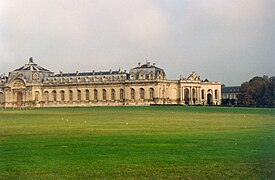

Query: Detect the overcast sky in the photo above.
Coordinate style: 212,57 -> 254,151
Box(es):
0,0 -> 274,85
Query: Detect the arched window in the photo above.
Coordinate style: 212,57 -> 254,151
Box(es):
215,90 -> 218,100
35,91 -> 39,102
102,89 -> 107,100
69,90 -> 73,101
120,89 -> 124,100
94,89 -> 98,101
149,88 -> 154,100
140,88 -> 145,100
85,89 -> 90,100
0,92 -> 4,103
111,89 -> 115,100
77,90 -> 81,101
131,88 -> 135,100
52,90 -> 57,102
201,89 -> 205,99
44,91 -> 49,102
61,90 -> 65,101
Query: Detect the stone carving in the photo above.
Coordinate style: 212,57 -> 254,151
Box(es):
32,73 -> 39,80
187,72 -> 200,81
130,71 -> 135,80
138,70 -> 146,80
149,71 -> 155,80
13,80 -> 25,87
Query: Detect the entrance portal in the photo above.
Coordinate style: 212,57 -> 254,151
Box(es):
184,89 -> 189,104
207,93 -> 212,105
17,92 -> 23,107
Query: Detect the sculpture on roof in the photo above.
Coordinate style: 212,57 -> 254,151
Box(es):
187,72 -> 200,81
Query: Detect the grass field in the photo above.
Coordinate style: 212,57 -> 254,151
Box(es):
0,106 -> 274,179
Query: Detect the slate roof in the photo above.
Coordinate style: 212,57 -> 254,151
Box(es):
132,63 -> 163,70
14,58 -> 51,72
222,86 -> 240,93
53,71 -> 127,77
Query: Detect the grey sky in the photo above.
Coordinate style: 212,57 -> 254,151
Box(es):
0,0 -> 274,85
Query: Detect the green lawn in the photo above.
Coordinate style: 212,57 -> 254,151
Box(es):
0,106 -> 274,179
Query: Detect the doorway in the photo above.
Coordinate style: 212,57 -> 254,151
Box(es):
17,92 -> 23,107
207,93 -> 212,105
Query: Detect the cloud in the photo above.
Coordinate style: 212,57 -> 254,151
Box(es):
0,0 -> 169,71
0,0 -> 274,85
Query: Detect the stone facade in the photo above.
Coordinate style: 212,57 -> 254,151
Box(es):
0,58 -> 222,108
222,86 -> 240,100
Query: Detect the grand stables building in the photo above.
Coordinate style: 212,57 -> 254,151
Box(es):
0,58 -> 222,108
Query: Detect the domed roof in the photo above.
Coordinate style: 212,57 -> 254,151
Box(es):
14,57 -> 51,72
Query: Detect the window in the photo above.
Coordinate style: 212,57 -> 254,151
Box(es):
149,88 -> 154,100
140,88 -> 145,100
201,90 -> 205,99
69,90 -> 73,101
184,88 -> 189,104
52,91 -> 57,101
0,92 -> 3,103
86,90 -> 89,100
77,90 -> 81,101
61,90 -> 65,101
120,89 -> 124,100
131,88 -> 135,100
103,89 -> 107,100
111,89 -> 115,100
44,91 -> 49,102
35,91 -> 39,102
94,89 -> 98,100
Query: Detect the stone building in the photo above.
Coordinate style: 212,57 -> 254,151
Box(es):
221,86 -> 240,100
0,58 -> 222,108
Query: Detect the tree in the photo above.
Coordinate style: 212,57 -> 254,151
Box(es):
237,76 -> 274,106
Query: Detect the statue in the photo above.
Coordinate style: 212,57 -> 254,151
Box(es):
187,72 -> 200,81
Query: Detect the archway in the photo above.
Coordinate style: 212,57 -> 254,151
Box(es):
184,88 -> 189,104
207,93 -> 213,105
17,92 -> 23,107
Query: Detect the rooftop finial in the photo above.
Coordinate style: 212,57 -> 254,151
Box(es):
29,57 -> 34,63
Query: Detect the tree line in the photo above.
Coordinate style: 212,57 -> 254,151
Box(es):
237,76 -> 275,107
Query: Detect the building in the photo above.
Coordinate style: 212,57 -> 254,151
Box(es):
0,58 -> 222,108
221,86 -> 240,105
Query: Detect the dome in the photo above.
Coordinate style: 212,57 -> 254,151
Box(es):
7,57 -> 53,84
13,57 -> 51,72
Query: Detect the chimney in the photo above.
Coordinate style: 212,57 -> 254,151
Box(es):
109,69 -> 112,74
138,62 -> 141,67
147,61 -> 151,67
60,71 -> 63,76
76,71 -> 79,76
92,70 -> 95,75
153,63 -> 156,66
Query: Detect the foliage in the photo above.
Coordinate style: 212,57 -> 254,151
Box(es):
0,106 -> 274,179
237,76 -> 275,106
222,98 -> 237,105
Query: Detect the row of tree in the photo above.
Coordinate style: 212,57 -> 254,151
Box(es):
237,76 -> 275,106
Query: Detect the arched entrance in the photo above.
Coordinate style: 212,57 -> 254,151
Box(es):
184,88 -> 189,104
17,92 -> 23,107
207,93 -> 212,105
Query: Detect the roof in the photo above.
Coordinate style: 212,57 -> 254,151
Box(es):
132,62 -> 163,70
53,71 -> 127,77
222,86 -> 240,93
14,57 -> 51,72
